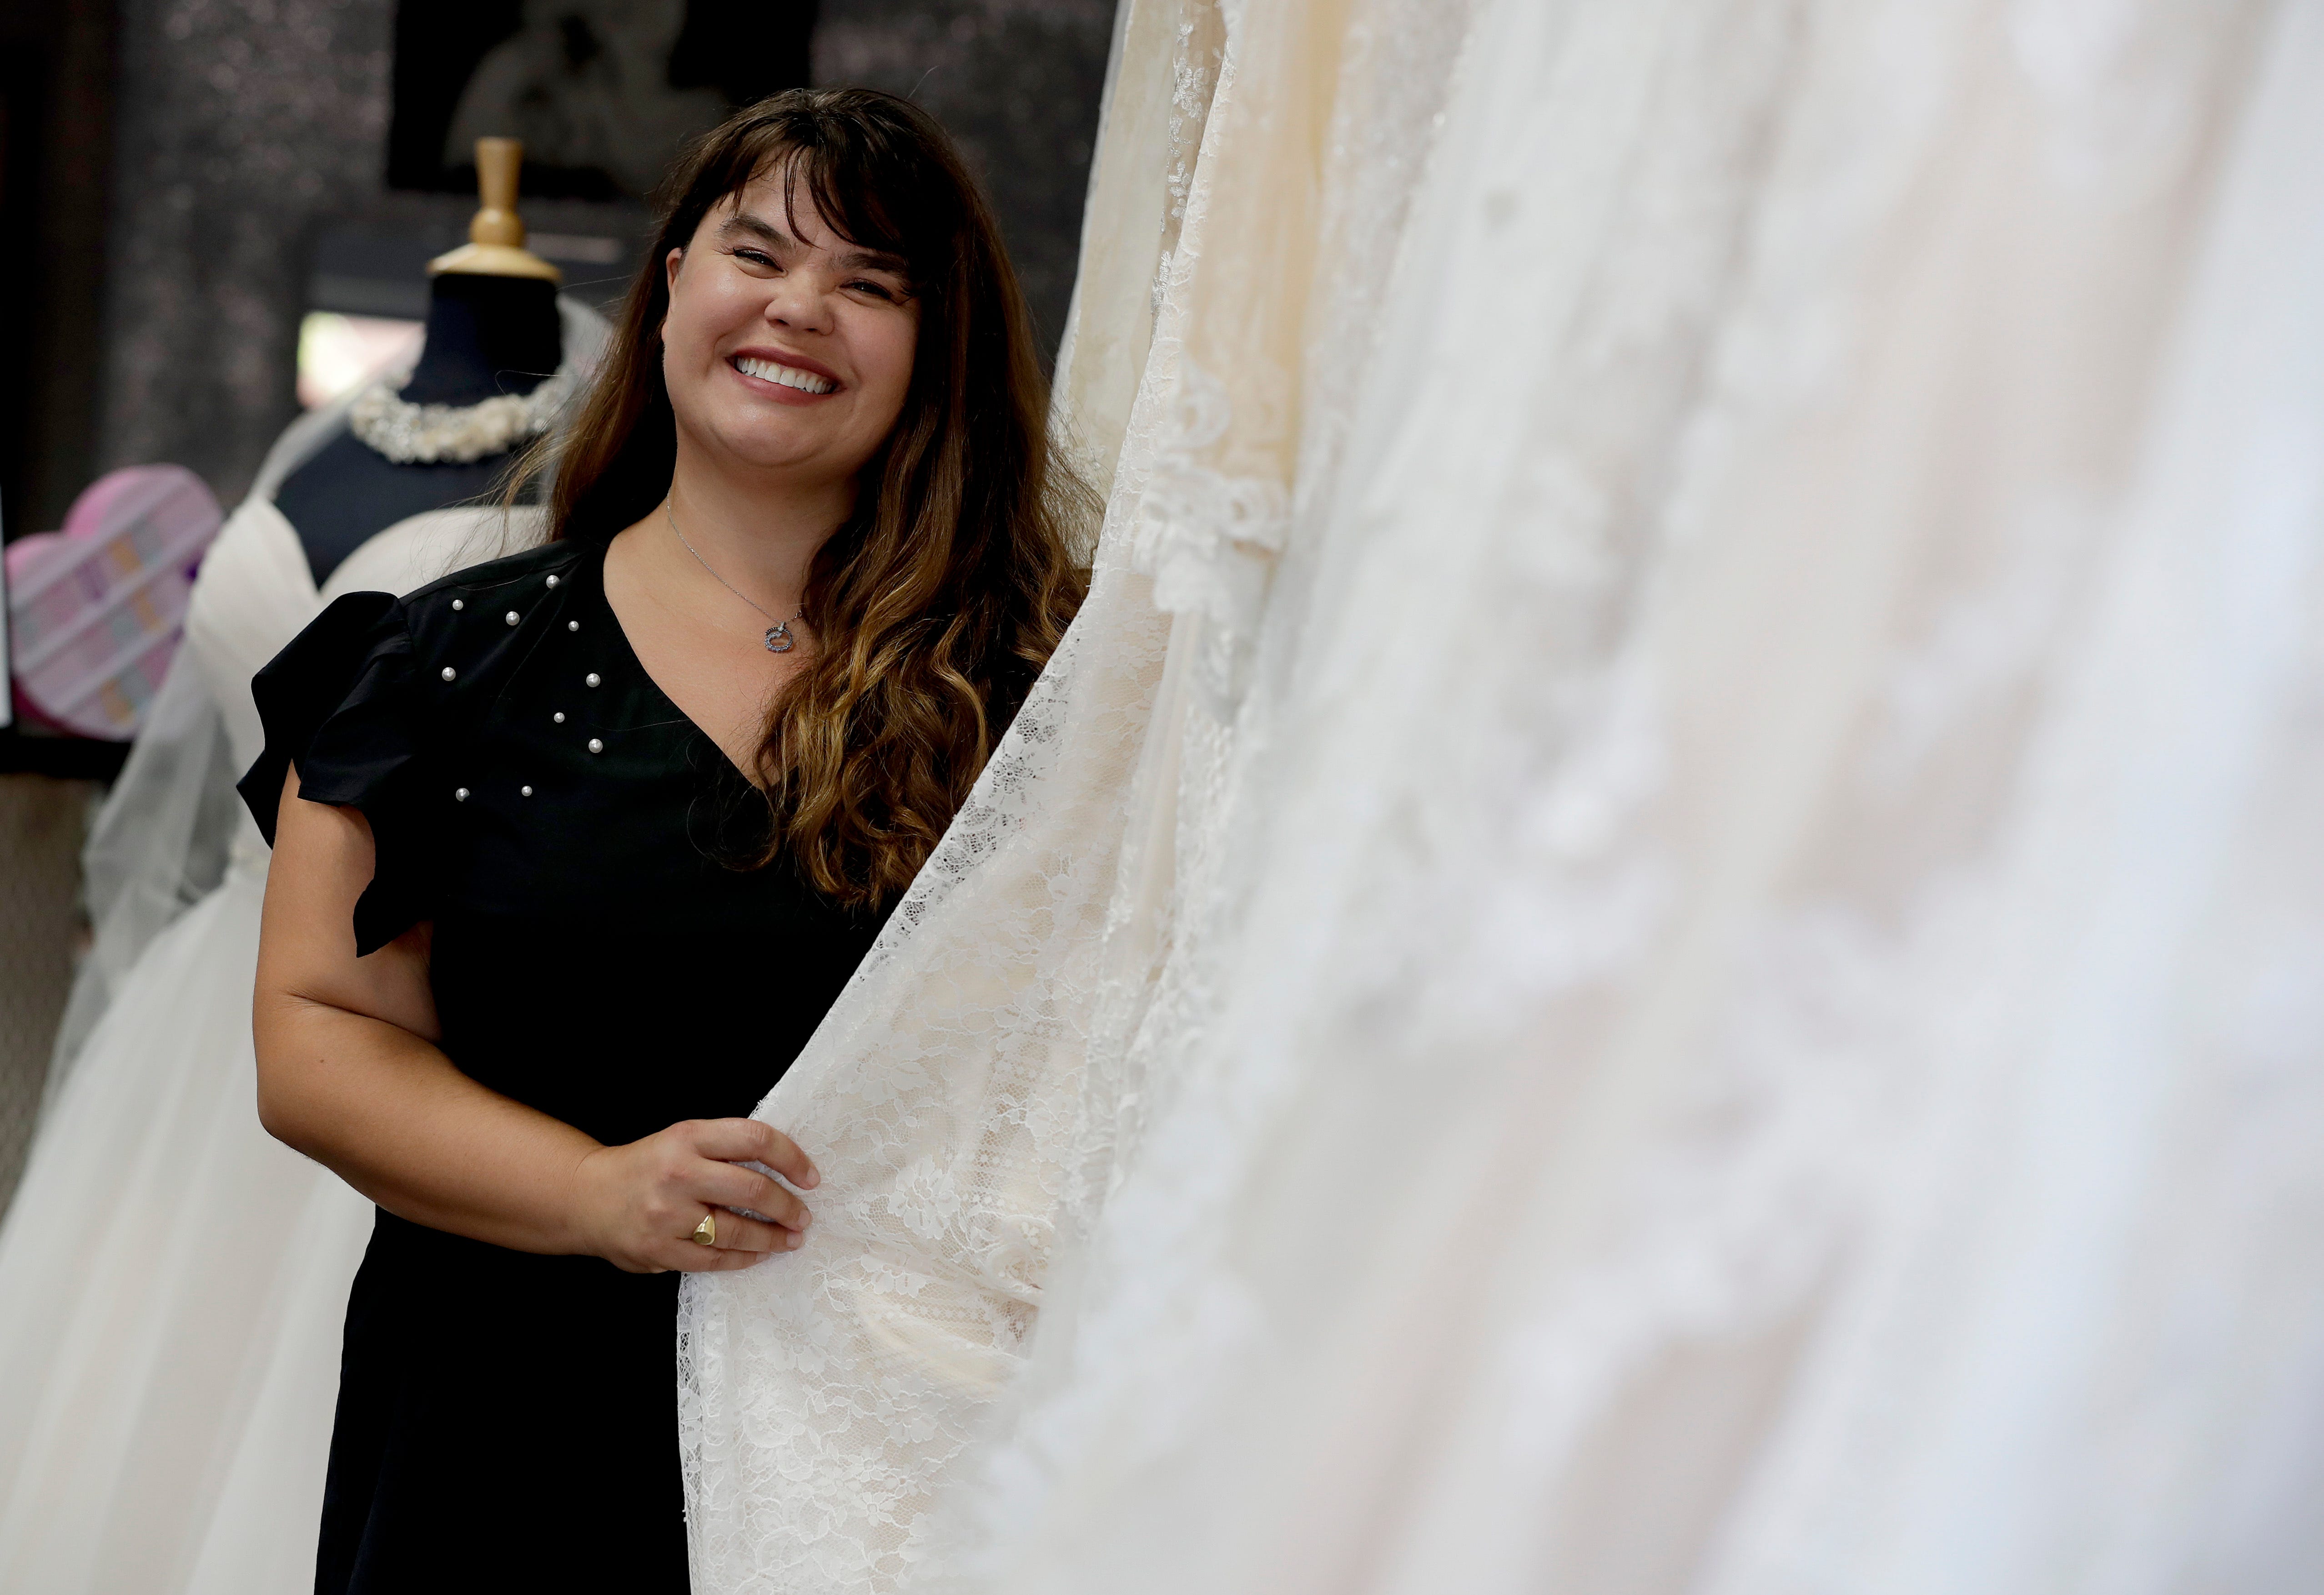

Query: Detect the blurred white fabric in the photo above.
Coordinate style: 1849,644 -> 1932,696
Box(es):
687,2 -> 2324,1590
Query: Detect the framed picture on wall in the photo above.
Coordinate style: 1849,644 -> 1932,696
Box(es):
387,0 -> 817,201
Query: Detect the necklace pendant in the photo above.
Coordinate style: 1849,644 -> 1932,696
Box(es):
765,622 -> 794,653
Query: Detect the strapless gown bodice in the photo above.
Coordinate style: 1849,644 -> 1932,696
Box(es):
186,498 -> 539,790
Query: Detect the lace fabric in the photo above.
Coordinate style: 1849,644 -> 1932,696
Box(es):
677,0 -> 1475,1585
923,2 -> 2324,1592
688,1 -> 2324,1589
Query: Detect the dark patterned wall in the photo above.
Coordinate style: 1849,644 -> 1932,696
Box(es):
91,0 -> 1118,508
814,0 -> 1117,356
0,0 -> 119,533
0,778 -> 96,1213
96,0 -> 396,506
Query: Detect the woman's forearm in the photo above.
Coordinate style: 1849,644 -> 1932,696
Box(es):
255,990 -> 603,1255
254,768 -> 814,1273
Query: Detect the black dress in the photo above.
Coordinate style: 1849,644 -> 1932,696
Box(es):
240,536 -> 885,1595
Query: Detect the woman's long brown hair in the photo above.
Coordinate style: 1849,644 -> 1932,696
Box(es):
511,88 -> 1092,909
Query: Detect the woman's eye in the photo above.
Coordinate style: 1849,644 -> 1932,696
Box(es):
849,280 -> 897,301
733,247 -> 779,270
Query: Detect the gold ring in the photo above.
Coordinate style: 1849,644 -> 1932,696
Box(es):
690,1212 -> 717,1247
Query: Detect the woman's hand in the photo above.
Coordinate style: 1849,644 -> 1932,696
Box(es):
570,1118 -> 821,1273
257,771 -> 822,1266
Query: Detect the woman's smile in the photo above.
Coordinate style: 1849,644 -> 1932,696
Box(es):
727,348 -> 842,402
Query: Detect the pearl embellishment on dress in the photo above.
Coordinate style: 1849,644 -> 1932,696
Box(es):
505,611 -> 520,626
588,738 -> 604,753
586,673 -> 601,687
568,621 -> 579,632
455,787 -> 470,801
545,575 -> 559,589
521,786 -> 533,797
441,667 -> 457,682
451,599 -> 464,611
553,712 -> 565,724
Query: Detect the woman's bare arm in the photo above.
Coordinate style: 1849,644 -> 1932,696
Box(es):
253,765 -> 818,1272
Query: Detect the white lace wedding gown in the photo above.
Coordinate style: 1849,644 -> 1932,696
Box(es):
0,349 -> 576,1590
680,2 -> 2324,1591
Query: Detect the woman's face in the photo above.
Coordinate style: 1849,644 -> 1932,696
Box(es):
661,166 -> 920,490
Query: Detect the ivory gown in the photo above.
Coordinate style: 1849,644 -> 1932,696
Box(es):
679,4 -> 2324,1592
0,436 -> 541,1595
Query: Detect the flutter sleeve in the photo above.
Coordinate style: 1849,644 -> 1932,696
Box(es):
237,590 -> 441,954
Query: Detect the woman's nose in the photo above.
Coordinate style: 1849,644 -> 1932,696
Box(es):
765,276 -> 833,335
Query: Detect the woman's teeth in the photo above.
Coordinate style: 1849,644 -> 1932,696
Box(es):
733,355 -> 835,394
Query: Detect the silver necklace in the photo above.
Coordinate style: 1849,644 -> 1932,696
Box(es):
664,501 -> 806,653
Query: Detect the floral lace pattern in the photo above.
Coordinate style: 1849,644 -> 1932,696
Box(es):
689,1 -> 2324,1591
925,1 -> 2324,1592
677,557 -> 1172,1590
676,0 -> 1226,1584
678,0 -> 1479,1585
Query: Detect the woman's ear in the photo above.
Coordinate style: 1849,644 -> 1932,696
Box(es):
665,247 -> 686,293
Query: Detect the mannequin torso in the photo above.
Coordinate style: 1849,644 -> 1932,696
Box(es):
275,273 -> 563,586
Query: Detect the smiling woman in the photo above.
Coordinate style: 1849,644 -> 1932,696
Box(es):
237,89 -> 1089,1594
538,91 -> 1092,902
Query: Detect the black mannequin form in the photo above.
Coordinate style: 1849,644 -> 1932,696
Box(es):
274,272 -> 563,586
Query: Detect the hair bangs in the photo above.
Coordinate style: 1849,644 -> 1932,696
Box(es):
704,119 -> 949,300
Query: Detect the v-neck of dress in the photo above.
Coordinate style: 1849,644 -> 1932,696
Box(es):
575,536 -> 768,793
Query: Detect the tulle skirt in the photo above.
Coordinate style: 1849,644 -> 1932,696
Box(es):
0,867 -> 372,1594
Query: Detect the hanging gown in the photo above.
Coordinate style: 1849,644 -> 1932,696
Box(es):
684,2 -> 2324,1592
0,300 -> 603,1595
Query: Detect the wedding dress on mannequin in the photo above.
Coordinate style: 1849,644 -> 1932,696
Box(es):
685,0 -> 2324,1591
0,296 -> 605,1595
